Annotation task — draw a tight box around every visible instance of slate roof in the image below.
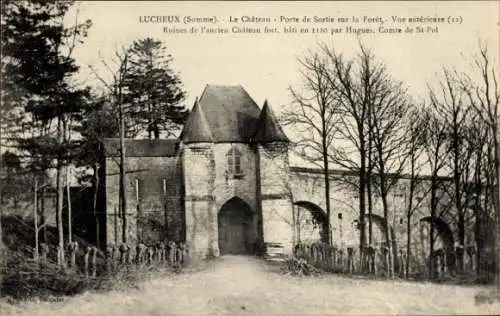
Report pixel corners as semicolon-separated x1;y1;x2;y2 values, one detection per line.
181;85;261;143
101;138;180;157
180;97;213;143
181;84;289;144
253;100;289;143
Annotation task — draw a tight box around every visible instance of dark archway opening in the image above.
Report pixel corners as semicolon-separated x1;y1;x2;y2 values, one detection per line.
365;213;398;270
218;197;255;255
294;201;329;244
420;216;456;270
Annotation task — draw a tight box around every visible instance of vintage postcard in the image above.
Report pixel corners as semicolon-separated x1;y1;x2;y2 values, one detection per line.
1;1;499;315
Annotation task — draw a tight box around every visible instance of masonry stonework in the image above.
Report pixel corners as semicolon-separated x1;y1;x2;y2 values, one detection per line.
183;143;215;259
258;142;294;255
98;85;495;272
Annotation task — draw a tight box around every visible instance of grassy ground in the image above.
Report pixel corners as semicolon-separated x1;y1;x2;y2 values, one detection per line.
2;255;499;316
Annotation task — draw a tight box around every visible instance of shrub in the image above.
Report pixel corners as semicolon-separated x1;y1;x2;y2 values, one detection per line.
281;257;321;276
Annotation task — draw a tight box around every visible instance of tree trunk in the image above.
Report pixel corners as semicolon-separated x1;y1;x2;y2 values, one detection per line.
473;149;483;276
119;101;127;244
359;151;367;269
291;202;297;249
297;208;301;244
367;102;374;250
57;116;65;267
380;176;394;278
367;156;373;275
118;56;128;244
494;122;500;289
41;187;47;243
322;131;331;246
66;165;72;244
34;179;39;261
454;133;465;273
406;181;415;279
405;206;411;278
0;116;4;267
93;161;100;248
367;168;373;248
429;178;438;278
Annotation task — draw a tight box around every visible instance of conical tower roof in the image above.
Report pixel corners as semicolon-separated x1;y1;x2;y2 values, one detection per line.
181;85;262;143
180;97;213;143
253;100;289;143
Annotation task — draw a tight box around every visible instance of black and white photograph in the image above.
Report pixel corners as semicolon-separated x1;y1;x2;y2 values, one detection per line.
1;1;499;315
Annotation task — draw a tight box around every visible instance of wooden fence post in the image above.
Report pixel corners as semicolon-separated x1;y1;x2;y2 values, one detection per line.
40;243;49;265
137;243;147;265
159;242;166;263
466;245;476;274
182;243;190;266
338;248;344;270
169;241;177;266
119;244;128;265
347;247;355;273
435;252;442;279
68;241;78;269
91;246;97;277
399;249;407;279
57;245;62;267
176;243;184;267
84;246;91;277
127;246;135;264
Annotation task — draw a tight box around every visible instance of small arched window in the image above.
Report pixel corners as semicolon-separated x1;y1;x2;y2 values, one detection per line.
226;147;242;176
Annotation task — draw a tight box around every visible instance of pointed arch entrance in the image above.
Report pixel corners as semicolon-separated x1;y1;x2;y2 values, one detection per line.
218;197;255;255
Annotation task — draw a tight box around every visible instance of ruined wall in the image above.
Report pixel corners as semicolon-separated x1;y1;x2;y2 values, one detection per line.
104;155;183;247
288;170;497;273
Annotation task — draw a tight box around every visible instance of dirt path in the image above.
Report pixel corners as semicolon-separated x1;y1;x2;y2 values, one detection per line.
2;255;499;315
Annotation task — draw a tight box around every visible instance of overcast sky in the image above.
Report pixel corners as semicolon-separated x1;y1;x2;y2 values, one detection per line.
66;1;498;169
70;1;498;109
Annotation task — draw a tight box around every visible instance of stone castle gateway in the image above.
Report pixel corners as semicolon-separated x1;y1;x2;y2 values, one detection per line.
100;85;495;270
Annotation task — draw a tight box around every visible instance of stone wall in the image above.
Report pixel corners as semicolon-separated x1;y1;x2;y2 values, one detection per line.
183;143;216;258
183;142;261;259
258;142;294;255
287;170;498;273
104;155;184;248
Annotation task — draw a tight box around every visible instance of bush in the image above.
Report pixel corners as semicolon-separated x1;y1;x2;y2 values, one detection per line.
0;250;174;301
281;257;321;276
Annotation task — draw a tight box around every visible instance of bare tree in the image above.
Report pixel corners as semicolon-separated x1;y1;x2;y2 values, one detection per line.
420;102;451;278
89;46;131;244
403;108;428;278
430;68;474;273
462;119;491;276
320;44;371;256
282;49;340;246
318;43;410;275
368;60;412;279
461;44;499;288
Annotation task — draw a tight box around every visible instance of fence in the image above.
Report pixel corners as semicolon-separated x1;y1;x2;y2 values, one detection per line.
34;241;191;277
292;242;482;280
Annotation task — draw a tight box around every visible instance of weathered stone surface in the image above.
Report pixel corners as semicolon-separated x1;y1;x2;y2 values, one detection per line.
96;85;494;272
105;155;184;247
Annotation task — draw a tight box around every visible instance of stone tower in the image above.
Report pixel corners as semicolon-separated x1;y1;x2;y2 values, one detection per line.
253;100;294;255
181;85;265;259
180;96;216;259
